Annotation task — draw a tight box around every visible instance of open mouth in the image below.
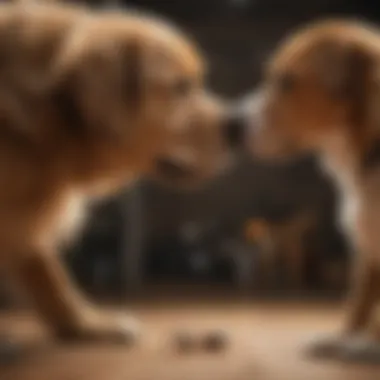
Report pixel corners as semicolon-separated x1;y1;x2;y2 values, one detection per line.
154;157;196;182
153;152;237;189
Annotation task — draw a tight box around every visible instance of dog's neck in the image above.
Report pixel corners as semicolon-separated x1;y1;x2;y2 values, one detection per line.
319;132;358;182
318;132;363;238
318;129;380;211
319;128;380;180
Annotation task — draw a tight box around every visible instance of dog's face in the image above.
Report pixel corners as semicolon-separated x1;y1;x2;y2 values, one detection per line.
241;20;380;161
53;13;241;188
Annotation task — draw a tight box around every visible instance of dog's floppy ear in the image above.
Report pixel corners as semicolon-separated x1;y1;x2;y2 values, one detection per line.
48;37;145;137
315;41;373;101
120;38;144;111
315;40;380;131
48;66;85;136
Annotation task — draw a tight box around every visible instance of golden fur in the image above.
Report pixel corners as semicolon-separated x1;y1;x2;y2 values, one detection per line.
0;2;233;343
244;19;380;362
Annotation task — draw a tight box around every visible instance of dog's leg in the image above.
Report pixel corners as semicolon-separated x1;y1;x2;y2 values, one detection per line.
13;247;140;345
335;266;380;364
305;256;379;360
344;257;380;332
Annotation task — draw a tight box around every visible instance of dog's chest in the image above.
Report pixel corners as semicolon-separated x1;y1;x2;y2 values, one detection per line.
54;175;138;246
338;182;360;240
324;160;380;262
321;156;360;240
56;191;88;245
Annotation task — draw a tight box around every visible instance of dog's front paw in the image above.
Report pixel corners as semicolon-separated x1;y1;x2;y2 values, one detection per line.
303;333;380;363
303;334;350;360
340;336;380;364
56;311;141;346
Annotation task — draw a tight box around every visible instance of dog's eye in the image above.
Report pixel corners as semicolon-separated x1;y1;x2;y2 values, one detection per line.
173;78;192;96
277;73;296;93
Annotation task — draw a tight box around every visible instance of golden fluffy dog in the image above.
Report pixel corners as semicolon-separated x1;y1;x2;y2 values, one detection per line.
241;20;380;362
0;2;241;344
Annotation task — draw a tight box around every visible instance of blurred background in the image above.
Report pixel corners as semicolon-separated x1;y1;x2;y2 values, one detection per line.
65;0;380;301
4;0;379;306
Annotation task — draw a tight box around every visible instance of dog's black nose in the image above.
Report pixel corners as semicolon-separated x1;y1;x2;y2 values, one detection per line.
223;112;247;149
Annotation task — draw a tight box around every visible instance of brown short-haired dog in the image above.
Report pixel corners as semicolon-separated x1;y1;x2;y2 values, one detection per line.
241;20;380;362
0;2;241;344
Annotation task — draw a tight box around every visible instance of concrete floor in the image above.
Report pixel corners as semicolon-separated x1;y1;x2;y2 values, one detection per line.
0;299;379;380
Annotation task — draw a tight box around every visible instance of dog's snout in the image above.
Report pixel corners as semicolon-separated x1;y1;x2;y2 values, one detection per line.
223;112;247;149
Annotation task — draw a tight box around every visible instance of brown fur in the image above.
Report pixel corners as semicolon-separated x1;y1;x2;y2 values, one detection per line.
244;19;380;361
0;2;232;343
